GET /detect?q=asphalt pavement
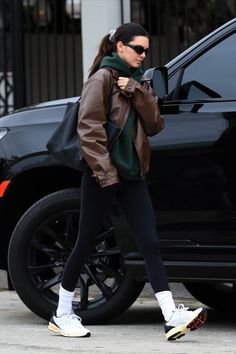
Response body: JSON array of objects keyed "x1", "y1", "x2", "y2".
[{"x1": 0, "y1": 283, "x2": 236, "y2": 354}]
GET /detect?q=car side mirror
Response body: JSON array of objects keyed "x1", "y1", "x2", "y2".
[{"x1": 144, "y1": 66, "x2": 168, "y2": 101}]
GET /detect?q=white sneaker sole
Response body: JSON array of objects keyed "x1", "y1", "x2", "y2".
[
  {"x1": 165, "y1": 308, "x2": 207, "y2": 341},
  {"x1": 48, "y1": 322, "x2": 91, "y2": 337}
]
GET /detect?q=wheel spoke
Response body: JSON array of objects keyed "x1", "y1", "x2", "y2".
[
  {"x1": 40, "y1": 224, "x2": 65, "y2": 247},
  {"x1": 36, "y1": 272, "x2": 62, "y2": 292},
  {"x1": 95, "y1": 261, "x2": 124, "y2": 281},
  {"x1": 65, "y1": 212, "x2": 78, "y2": 244},
  {"x1": 28, "y1": 262, "x2": 63, "y2": 275},
  {"x1": 95, "y1": 227, "x2": 114, "y2": 245},
  {"x1": 91, "y1": 246, "x2": 121, "y2": 258},
  {"x1": 79, "y1": 273, "x2": 90, "y2": 310},
  {"x1": 32, "y1": 239, "x2": 61, "y2": 258},
  {"x1": 84, "y1": 264, "x2": 113, "y2": 299}
]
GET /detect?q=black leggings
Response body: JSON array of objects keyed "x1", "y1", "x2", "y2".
[{"x1": 61, "y1": 171, "x2": 169, "y2": 293}]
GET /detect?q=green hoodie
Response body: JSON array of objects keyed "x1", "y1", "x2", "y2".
[{"x1": 100, "y1": 53, "x2": 143, "y2": 181}]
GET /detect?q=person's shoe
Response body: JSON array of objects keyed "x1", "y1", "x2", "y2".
[
  {"x1": 48, "y1": 311, "x2": 90, "y2": 337},
  {"x1": 165, "y1": 304, "x2": 207, "y2": 341}
]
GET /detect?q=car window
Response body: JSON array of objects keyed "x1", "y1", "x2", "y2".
[{"x1": 178, "y1": 32, "x2": 236, "y2": 100}]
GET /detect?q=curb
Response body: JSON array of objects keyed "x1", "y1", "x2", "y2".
[{"x1": 0, "y1": 270, "x2": 8, "y2": 289}]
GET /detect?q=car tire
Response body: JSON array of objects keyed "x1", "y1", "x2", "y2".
[
  {"x1": 8, "y1": 188, "x2": 145, "y2": 324},
  {"x1": 184, "y1": 282, "x2": 236, "y2": 310}
]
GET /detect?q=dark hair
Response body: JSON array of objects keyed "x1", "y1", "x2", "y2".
[{"x1": 89, "y1": 23, "x2": 149, "y2": 77}]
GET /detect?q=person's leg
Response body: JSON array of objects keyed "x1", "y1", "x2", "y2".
[
  {"x1": 61, "y1": 172, "x2": 117, "y2": 293},
  {"x1": 49, "y1": 172, "x2": 117, "y2": 337},
  {"x1": 117, "y1": 179, "x2": 207, "y2": 340},
  {"x1": 117, "y1": 179, "x2": 175, "y2": 317}
]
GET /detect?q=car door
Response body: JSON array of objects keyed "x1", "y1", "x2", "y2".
[{"x1": 148, "y1": 30, "x2": 236, "y2": 260}]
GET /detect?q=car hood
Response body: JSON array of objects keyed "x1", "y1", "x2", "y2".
[{"x1": 0, "y1": 97, "x2": 79, "y2": 127}]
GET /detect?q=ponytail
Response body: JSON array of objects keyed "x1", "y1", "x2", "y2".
[{"x1": 89, "y1": 34, "x2": 114, "y2": 77}]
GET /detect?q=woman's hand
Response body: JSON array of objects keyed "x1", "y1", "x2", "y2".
[{"x1": 117, "y1": 77, "x2": 129, "y2": 90}]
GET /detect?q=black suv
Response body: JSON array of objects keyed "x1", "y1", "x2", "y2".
[{"x1": 1, "y1": 19, "x2": 236, "y2": 324}]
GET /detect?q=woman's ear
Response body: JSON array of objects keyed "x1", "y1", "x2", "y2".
[{"x1": 116, "y1": 40, "x2": 124, "y2": 53}]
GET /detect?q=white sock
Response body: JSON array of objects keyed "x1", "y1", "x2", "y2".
[
  {"x1": 155, "y1": 290, "x2": 176, "y2": 321},
  {"x1": 56, "y1": 285, "x2": 75, "y2": 317}
]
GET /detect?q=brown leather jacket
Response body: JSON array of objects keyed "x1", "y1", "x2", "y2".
[{"x1": 77, "y1": 68, "x2": 164, "y2": 188}]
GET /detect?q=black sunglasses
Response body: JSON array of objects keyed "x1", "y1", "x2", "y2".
[{"x1": 124, "y1": 43, "x2": 149, "y2": 55}]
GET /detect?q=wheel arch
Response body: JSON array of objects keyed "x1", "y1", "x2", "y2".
[{"x1": 0, "y1": 165, "x2": 82, "y2": 271}]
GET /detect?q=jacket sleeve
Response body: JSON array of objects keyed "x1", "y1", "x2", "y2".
[
  {"x1": 77, "y1": 74, "x2": 119, "y2": 188},
  {"x1": 122, "y1": 78, "x2": 164, "y2": 136}
]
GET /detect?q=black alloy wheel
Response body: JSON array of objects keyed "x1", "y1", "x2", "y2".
[{"x1": 8, "y1": 188, "x2": 145, "y2": 324}]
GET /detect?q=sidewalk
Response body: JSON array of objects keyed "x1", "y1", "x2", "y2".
[
  {"x1": 0, "y1": 270, "x2": 7, "y2": 289},
  {"x1": 2, "y1": 283, "x2": 234, "y2": 354},
  {"x1": 0, "y1": 286, "x2": 198, "y2": 354}
]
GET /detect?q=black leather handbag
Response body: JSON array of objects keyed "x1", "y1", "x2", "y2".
[{"x1": 46, "y1": 93, "x2": 120, "y2": 171}]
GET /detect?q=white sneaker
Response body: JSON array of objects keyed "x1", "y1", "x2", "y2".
[
  {"x1": 165, "y1": 304, "x2": 207, "y2": 341},
  {"x1": 48, "y1": 311, "x2": 90, "y2": 337}
]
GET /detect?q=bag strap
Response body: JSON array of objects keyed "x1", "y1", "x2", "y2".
[{"x1": 104, "y1": 68, "x2": 114, "y2": 119}]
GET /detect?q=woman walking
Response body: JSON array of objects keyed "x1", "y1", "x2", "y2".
[{"x1": 48, "y1": 22, "x2": 207, "y2": 341}]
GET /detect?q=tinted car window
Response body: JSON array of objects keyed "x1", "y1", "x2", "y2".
[{"x1": 178, "y1": 32, "x2": 236, "y2": 100}]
